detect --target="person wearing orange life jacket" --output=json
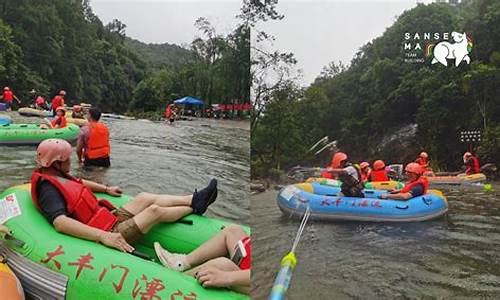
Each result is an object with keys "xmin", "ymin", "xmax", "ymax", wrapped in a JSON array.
[
  {"xmin": 51, "ymin": 90, "xmax": 66, "ymax": 116},
  {"xmin": 2, "ymin": 87, "xmax": 21, "ymax": 111},
  {"xmin": 323, "ymin": 152, "xmax": 364, "ymax": 198},
  {"xmin": 359, "ymin": 162, "xmax": 371, "ymax": 183},
  {"xmin": 379, "ymin": 163, "xmax": 428, "ymax": 200},
  {"xmin": 76, "ymin": 108, "xmax": 111, "ymax": 167},
  {"xmin": 32, "ymin": 138, "xmax": 219, "ymax": 253},
  {"xmin": 165, "ymin": 104, "xmax": 175, "ymax": 124},
  {"xmin": 463, "ymin": 152, "xmax": 481, "ymax": 175},
  {"xmin": 369, "ymin": 160, "xmax": 389, "ymax": 182},
  {"xmin": 50, "ymin": 106, "xmax": 67, "ymax": 128}
]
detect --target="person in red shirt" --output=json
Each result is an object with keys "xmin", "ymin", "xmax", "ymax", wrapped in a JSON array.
[
  {"xmin": 154, "ymin": 224, "xmax": 250, "ymax": 294},
  {"xmin": 2, "ymin": 87, "xmax": 21, "ymax": 111},
  {"xmin": 50, "ymin": 106, "xmax": 67, "ymax": 128},
  {"xmin": 463, "ymin": 152, "xmax": 481, "ymax": 175},
  {"xmin": 51, "ymin": 90, "xmax": 66, "ymax": 116}
]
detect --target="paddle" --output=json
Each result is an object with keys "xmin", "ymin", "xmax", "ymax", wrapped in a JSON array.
[{"xmin": 268, "ymin": 207, "xmax": 311, "ymax": 300}]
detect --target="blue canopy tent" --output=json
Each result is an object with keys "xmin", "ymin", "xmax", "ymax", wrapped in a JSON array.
[{"xmin": 173, "ymin": 96, "xmax": 204, "ymax": 106}]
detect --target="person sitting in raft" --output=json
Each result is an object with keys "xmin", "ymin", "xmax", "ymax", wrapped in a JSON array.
[
  {"xmin": 324, "ymin": 152, "xmax": 364, "ymax": 198},
  {"xmin": 76, "ymin": 108, "xmax": 111, "ymax": 167},
  {"xmin": 50, "ymin": 106, "xmax": 67, "ymax": 129},
  {"xmin": 462, "ymin": 152, "xmax": 481, "ymax": 175},
  {"xmin": 35, "ymin": 95, "xmax": 49, "ymax": 111},
  {"xmin": 379, "ymin": 163, "xmax": 428, "ymax": 200},
  {"xmin": 154, "ymin": 224, "xmax": 250, "ymax": 294},
  {"xmin": 71, "ymin": 105, "xmax": 85, "ymax": 119},
  {"xmin": 32, "ymin": 138, "xmax": 219, "ymax": 253},
  {"xmin": 369, "ymin": 160, "xmax": 389, "ymax": 182},
  {"xmin": 359, "ymin": 162, "xmax": 371, "ymax": 184}
]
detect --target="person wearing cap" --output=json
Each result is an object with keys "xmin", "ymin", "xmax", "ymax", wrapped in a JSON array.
[
  {"xmin": 369, "ymin": 160, "xmax": 389, "ymax": 182},
  {"xmin": 323, "ymin": 152, "xmax": 364, "ymax": 197},
  {"xmin": 31, "ymin": 138, "xmax": 219, "ymax": 253},
  {"xmin": 71, "ymin": 105, "xmax": 84, "ymax": 119},
  {"xmin": 2, "ymin": 87, "xmax": 21, "ymax": 111},
  {"xmin": 76, "ymin": 108, "xmax": 111, "ymax": 167},
  {"xmin": 51, "ymin": 90, "xmax": 66, "ymax": 116},
  {"xmin": 379, "ymin": 163, "xmax": 428, "ymax": 200},
  {"xmin": 359, "ymin": 162, "xmax": 371, "ymax": 184},
  {"xmin": 462, "ymin": 152, "xmax": 481, "ymax": 175},
  {"xmin": 50, "ymin": 106, "xmax": 67, "ymax": 128}
]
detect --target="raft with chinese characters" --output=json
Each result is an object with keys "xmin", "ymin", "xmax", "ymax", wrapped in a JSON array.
[
  {"xmin": 0, "ymin": 184, "xmax": 249, "ymax": 300},
  {"xmin": 277, "ymin": 182, "xmax": 448, "ymax": 222}
]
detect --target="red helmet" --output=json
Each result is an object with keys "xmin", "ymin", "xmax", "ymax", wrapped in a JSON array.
[
  {"xmin": 405, "ymin": 162, "xmax": 423, "ymax": 175},
  {"xmin": 59, "ymin": 90, "xmax": 66, "ymax": 96},
  {"xmin": 360, "ymin": 162, "xmax": 370, "ymax": 169},
  {"xmin": 36, "ymin": 139, "xmax": 72, "ymax": 168},
  {"xmin": 420, "ymin": 152, "xmax": 428, "ymax": 158},
  {"xmin": 331, "ymin": 152, "xmax": 348, "ymax": 168},
  {"xmin": 373, "ymin": 160, "xmax": 385, "ymax": 170}
]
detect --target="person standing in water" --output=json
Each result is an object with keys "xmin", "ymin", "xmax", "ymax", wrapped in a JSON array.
[{"xmin": 76, "ymin": 108, "xmax": 111, "ymax": 168}]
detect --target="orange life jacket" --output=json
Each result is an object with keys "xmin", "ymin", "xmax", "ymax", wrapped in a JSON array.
[
  {"xmin": 51, "ymin": 116, "xmax": 67, "ymax": 128},
  {"xmin": 3, "ymin": 91, "xmax": 13, "ymax": 102},
  {"xmin": 465, "ymin": 156, "xmax": 481, "ymax": 174},
  {"xmin": 369, "ymin": 169, "xmax": 389, "ymax": 182},
  {"xmin": 31, "ymin": 170, "xmax": 118, "ymax": 231},
  {"xmin": 165, "ymin": 106, "xmax": 172, "ymax": 118},
  {"xmin": 85, "ymin": 122, "xmax": 110, "ymax": 159},
  {"xmin": 401, "ymin": 176, "xmax": 428, "ymax": 195},
  {"xmin": 35, "ymin": 96, "xmax": 45, "ymax": 105}
]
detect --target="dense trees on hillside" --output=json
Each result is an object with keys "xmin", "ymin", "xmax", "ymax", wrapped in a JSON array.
[{"xmin": 0, "ymin": 0, "xmax": 249, "ymax": 113}]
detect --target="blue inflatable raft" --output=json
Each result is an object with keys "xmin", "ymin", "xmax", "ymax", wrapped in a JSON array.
[{"xmin": 277, "ymin": 182, "xmax": 448, "ymax": 222}]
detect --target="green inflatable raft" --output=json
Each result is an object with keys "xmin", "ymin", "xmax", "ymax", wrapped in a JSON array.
[
  {"xmin": 0, "ymin": 184, "xmax": 250, "ymax": 300},
  {"xmin": 0, "ymin": 124, "xmax": 80, "ymax": 145}
]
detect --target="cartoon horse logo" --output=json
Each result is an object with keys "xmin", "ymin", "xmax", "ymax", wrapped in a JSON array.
[{"xmin": 431, "ymin": 32, "xmax": 472, "ymax": 67}]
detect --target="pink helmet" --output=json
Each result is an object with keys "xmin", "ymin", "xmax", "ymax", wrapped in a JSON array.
[
  {"xmin": 420, "ymin": 152, "xmax": 428, "ymax": 158},
  {"xmin": 36, "ymin": 139, "xmax": 72, "ymax": 168},
  {"xmin": 373, "ymin": 160, "xmax": 385, "ymax": 170},
  {"xmin": 463, "ymin": 152, "xmax": 472, "ymax": 163},
  {"xmin": 331, "ymin": 152, "xmax": 348, "ymax": 168},
  {"xmin": 3, "ymin": 87, "xmax": 9, "ymax": 91},
  {"xmin": 360, "ymin": 162, "xmax": 370, "ymax": 169},
  {"xmin": 405, "ymin": 162, "xmax": 423, "ymax": 175},
  {"xmin": 59, "ymin": 90, "xmax": 66, "ymax": 96}
]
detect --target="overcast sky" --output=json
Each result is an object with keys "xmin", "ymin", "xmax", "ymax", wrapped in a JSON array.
[
  {"xmin": 90, "ymin": 0, "xmax": 242, "ymax": 48},
  {"xmin": 91, "ymin": 0, "xmax": 435, "ymax": 85}
]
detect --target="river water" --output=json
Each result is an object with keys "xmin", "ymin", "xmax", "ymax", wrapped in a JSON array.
[
  {"xmin": 0, "ymin": 112, "xmax": 250, "ymax": 224},
  {"xmin": 252, "ymin": 184, "xmax": 500, "ymax": 299}
]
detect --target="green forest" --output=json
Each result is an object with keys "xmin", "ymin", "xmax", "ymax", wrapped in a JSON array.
[
  {"xmin": 0, "ymin": 0, "xmax": 249, "ymax": 114},
  {"xmin": 252, "ymin": 0, "xmax": 500, "ymax": 179}
]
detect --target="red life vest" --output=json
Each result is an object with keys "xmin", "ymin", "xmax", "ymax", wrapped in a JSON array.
[
  {"xmin": 31, "ymin": 170, "xmax": 118, "ymax": 231},
  {"xmin": 465, "ymin": 156, "xmax": 481, "ymax": 174},
  {"xmin": 51, "ymin": 116, "xmax": 67, "ymax": 128},
  {"xmin": 370, "ymin": 170, "xmax": 389, "ymax": 182},
  {"xmin": 86, "ymin": 122, "xmax": 110, "ymax": 159},
  {"xmin": 3, "ymin": 91, "xmax": 13, "ymax": 102},
  {"xmin": 51, "ymin": 95, "xmax": 63, "ymax": 110},
  {"xmin": 401, "ymin": 176, "xmax": 428, "ymax": 195},
  {"xmin": 165, "ymin": 106, "xmax": 172, "ymax": 118}
]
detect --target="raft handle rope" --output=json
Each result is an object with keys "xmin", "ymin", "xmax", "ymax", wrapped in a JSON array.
[
  {"xmin": 131, "ymin": 250, "xmax": 153, "ymax": 261},
  {"xmin": 268, "ymin": 206, "xmax": 311, "ymax": 300}
]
